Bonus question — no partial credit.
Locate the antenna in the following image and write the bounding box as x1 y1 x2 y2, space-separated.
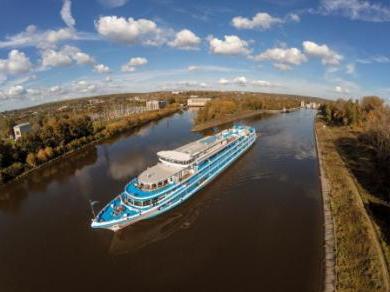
89 200 99 218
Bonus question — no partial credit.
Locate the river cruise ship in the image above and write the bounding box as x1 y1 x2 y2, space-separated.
91 125 257 231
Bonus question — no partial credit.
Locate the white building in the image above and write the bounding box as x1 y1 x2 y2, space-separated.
13 122 32 140
146 100 167 110
187 97 211 107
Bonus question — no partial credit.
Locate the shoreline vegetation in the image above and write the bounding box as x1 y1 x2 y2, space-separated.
0 105 179 188
192 95 304 131
316 96 390 291
192 108 300 131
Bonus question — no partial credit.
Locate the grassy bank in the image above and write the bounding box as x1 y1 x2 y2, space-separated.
315 118 389 291
0 106 179 188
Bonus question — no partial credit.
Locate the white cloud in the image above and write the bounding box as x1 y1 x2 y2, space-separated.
335 85 350 94
209 35 250 55
346 63 355 74
98 0 128 8
0 50 32 78
218 76 278 87
0 25 77 49
289 13 301 22
61 0 76 28
233 76 248 86
73 51 95 65
232 12 283 30
357 55 390 64
320 0 390 22
95 16 167 46
41 45 94 68
94 64 111 73
303 41 343 65
50 85 64 94
273 63 292 71
70 80 98 94
168 29 201 50
254 47 307 68
219 78 229 85
121 57 148 72
7 85 26 98
187 65 199 71
129 57 148 66
251 80 275 87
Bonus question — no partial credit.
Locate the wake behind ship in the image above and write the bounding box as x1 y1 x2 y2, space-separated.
91 125 257 231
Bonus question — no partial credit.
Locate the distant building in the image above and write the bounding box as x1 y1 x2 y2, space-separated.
300 100 305 108
146 100 167 110
13 122 32 140
187 97 211 107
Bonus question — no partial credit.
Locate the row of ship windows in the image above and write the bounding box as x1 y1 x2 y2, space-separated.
126 195 166 207
138 179 170 190
160 157 195 165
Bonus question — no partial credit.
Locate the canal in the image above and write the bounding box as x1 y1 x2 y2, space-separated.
0 110 323 292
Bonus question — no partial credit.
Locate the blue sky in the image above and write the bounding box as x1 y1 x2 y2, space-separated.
0 0 389 111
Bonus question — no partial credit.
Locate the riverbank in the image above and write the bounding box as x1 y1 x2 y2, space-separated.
315 118 390 291
0 106 180 190
192 108 300 131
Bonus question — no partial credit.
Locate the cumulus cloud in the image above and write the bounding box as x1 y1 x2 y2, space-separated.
289 13 301 22
168 29 201 50
232 11 301 30
335 85 350 94
95 16 167 46
69 80 98 94
319 0 390 22
233 76 248 86
303 41 343 65
7 85 26 98
219 78 230 85
61 0 76 28
0 50 32 78
94 64 111 73
121 57 148 72
218 76 278 87
98 0 128 8
41 45 94 68
254 47 307 69
209 35 250 55
0 25 78 50
232 12 283 30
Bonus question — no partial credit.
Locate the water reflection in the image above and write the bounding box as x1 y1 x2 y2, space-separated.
0 146 98 214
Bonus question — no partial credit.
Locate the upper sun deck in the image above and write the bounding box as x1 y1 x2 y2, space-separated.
157 129 238 166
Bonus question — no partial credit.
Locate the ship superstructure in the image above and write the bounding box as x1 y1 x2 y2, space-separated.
91 125 257 231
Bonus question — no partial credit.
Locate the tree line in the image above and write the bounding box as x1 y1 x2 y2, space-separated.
0 105 179 185
195 95 301 124
319 96 390 200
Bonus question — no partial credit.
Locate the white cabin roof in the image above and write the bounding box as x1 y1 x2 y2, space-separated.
157 150 192 162
138 163 181 185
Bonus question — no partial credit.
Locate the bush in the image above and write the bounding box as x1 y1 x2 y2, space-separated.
26 153 38 167
37 148 48 163
1 162 24 181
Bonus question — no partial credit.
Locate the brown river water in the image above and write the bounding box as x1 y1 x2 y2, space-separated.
0 110 323 292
